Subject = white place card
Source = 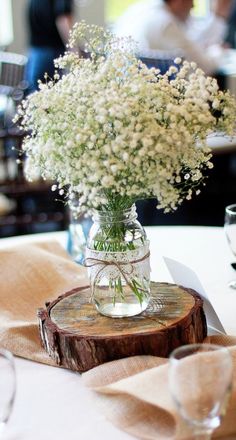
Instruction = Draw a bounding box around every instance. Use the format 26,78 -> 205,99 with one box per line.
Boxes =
163,257 -> 226,335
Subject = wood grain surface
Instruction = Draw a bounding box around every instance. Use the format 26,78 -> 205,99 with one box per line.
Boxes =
38,282 -> 207,372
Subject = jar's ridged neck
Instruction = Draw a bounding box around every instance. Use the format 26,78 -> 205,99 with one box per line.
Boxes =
92,205 -> 137,223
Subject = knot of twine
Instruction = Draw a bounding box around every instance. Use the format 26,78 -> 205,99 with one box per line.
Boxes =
84,251 -> 150,295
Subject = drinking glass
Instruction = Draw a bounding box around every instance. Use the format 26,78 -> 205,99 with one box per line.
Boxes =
224,204 -> 236,289
169,344 -> 233,440
0,349 -> 16,436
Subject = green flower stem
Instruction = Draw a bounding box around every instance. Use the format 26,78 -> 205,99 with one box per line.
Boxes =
92,218 -> 147,305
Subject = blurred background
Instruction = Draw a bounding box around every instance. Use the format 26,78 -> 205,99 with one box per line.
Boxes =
0,0 -> 210,57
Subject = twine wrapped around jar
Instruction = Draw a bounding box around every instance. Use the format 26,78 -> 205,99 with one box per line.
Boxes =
85,245 -> 150,296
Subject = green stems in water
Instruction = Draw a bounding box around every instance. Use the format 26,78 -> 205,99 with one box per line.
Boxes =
87,205 -> 150,314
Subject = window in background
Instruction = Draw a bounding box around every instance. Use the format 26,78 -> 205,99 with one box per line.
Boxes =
105,0 -> 210,24
0,0 -> 13,49
193,0 -> 210,17
106,0 -> 139,24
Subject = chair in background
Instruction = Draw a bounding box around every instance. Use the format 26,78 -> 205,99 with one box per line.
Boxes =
139,55 -> 178,75
0,51 -> 28,97
137,48 -> 183,75
0,51 -> 28,133
0,52 -> 68,237
0,129 -> 67,237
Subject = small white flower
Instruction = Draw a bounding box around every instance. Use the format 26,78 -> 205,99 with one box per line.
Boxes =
110,164 -> 118,173
122,152 -> 129,161
101,175 -> 114,187
16,21 -> 236,215
174,57 -> 182,65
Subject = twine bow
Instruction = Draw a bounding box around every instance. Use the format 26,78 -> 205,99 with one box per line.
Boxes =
84,251 -> 150,296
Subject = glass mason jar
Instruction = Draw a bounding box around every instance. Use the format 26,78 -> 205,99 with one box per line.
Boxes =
85,205 -> 151,318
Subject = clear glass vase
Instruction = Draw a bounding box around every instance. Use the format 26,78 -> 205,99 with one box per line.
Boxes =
85,205 -> 151,318
67,200 -> 92,264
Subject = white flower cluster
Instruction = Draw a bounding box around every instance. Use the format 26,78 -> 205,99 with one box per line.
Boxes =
16,22 -> 236,213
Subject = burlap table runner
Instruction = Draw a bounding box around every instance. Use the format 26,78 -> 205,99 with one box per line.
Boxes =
1,240 -> 236,439
0,240 -> 88,365
82,337 -> 236,440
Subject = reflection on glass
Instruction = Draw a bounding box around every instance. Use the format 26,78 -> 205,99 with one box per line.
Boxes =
0,349 -> 16,436
224,203 -> 236,289
169,343 -> 233,440
67,200 -> 92,264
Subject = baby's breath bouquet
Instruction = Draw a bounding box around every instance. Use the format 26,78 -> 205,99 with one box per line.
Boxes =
17,22 -> 236,214
16,22 -> 236,317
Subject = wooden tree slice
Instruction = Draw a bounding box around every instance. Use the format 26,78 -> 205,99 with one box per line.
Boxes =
38,282 -> 207,372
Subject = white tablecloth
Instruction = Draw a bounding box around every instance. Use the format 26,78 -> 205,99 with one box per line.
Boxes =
0,226 -> 235,440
